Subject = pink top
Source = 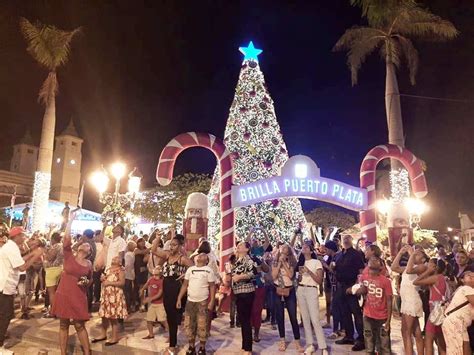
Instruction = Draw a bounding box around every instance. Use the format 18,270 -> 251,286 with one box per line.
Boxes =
430,274 -> 447,304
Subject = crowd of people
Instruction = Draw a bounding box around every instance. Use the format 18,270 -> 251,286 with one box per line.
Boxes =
0,213 -> 474,355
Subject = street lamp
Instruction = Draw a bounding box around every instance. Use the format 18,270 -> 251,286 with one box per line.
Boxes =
90,162 -> 142,224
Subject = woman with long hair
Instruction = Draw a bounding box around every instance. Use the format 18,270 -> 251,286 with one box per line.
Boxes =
51,211 -> 93,355
272,243 -> 304,353
392,245 -> 428,355
414,258 -> 448,355
230,241 -> 257,355
152,233 -> 192,355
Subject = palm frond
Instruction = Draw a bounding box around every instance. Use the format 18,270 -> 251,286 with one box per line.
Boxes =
333,26 -> 385,85
396,36 -> 418,85
394,5 -> 459,40
351,0 -> 416,27
20,17 -> 81,71
380,38 -> 401,69
38,71 -> 58,105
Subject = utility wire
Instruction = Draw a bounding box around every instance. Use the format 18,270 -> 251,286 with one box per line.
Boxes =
399,93 -> 474,104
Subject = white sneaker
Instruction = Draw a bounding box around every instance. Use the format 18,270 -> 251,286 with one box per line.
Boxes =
304,345 -> 315,354
0,346 -> 14,355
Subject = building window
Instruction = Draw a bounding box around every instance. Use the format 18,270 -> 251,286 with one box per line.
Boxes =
72,142 -> 77,146
27,149 -> 34,154
70,159 -> 76,165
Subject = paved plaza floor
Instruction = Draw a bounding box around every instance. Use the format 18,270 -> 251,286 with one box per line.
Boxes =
6,296 -> 406,354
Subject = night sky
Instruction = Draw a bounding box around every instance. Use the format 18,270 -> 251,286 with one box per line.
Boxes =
0,0 -> 473,230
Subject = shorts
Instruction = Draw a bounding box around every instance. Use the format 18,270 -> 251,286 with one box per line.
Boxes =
18,274 -> 26,297
45,267 -> 63,288
146,303 -> 166,322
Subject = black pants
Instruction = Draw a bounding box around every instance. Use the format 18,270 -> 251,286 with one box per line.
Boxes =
93,269 -> 103,303
124,279 -> 134,310
235,291 -> 255,352
274,287 -> 300,340
163,277 -> 184,348
0,293 -> 14,346
335,283 -> 364,342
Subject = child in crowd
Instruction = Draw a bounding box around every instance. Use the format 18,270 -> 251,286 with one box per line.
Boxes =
176,253 -> 216,355
141,266 -> 168,339
216,264 -> 232,315
355,256 -> 393,355
124,241 -> 136,312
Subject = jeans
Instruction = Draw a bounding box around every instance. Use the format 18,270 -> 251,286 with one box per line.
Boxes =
334,283 -> 364,342
275,287 -> 300,340
0,293 -> 14,346
264,284 -> 277,324
235,291 -> 254,351
363,316 -> 391,355
297,286 -> 327,349
251,287 -> 266,331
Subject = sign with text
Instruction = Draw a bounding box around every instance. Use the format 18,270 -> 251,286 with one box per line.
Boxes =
231,155 -> 368,211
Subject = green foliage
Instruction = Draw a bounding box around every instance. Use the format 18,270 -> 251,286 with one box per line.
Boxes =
334,1 -> 458,85
19,18 -> 80,105
305,206 -> 356,231
377,227 -> 437,249
133,173 -> 211,227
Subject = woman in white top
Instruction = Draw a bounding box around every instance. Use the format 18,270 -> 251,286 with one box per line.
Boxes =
392,245 -> 428,355
296,243 -> 328,355
442,270 -> 474,355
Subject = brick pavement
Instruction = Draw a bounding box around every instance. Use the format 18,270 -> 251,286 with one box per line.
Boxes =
6,296 -> 406,354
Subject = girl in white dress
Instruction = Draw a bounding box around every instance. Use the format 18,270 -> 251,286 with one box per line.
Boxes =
392,245 -> 428,355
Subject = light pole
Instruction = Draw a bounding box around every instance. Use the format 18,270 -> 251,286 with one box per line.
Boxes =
90,162 -> 142,225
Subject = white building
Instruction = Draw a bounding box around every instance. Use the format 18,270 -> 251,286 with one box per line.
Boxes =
0,119 -> 83,207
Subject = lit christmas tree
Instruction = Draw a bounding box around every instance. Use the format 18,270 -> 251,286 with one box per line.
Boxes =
208,41 -> 306,245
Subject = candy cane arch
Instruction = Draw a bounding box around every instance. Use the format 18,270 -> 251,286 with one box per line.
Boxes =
360,144 -> 428,242
156,132 -> 234,269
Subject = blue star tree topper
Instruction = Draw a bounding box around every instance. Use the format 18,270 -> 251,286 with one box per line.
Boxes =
239,41 -> 262,62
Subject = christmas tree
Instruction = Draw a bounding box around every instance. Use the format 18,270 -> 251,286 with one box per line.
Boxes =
208,41 -> 306,245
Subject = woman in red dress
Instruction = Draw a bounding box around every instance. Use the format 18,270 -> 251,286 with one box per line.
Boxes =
51,211 -> 93,355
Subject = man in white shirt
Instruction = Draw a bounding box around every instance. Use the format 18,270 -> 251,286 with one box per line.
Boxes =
103,224 -> 127,269
176,253 -> 216,355
0,227 -> 44,353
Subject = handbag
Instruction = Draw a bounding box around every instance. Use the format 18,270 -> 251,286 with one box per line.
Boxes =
276,272 -> 291,298
428,280 -> 449,326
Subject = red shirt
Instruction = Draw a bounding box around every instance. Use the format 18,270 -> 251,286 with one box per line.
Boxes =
148,277 -> 164,304
360,273 -> 392,320
361,265 -> 388,278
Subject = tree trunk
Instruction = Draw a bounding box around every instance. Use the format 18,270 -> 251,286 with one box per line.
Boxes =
385,62 -> 405,150
31,90 -> 55,232
385,62 -> 409,227
37,94 -> 56,173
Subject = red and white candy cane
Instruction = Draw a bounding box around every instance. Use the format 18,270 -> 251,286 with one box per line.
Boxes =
360,144 -> 428,242
156,132 -> 234,270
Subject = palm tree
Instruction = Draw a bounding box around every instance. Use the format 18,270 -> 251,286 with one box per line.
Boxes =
333,0 -> 458,151
20,18 -> 80,231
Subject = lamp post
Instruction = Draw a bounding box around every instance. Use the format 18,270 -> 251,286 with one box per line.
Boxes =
90,162 -> 142,225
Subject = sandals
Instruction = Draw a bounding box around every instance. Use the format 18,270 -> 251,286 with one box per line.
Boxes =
278,340 -> 286,352
91,337 -> 107,343
294,341 -> 305,353
105,340 -> 119,346
142,335 -> 155,340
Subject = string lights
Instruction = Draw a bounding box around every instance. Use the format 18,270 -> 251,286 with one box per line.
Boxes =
208,43 -> 305,245
31,171 -> 51,232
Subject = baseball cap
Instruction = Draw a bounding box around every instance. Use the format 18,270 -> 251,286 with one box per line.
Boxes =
325,240 -> 338,252
9,226 -> 26,238
83,229 -> 94,239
